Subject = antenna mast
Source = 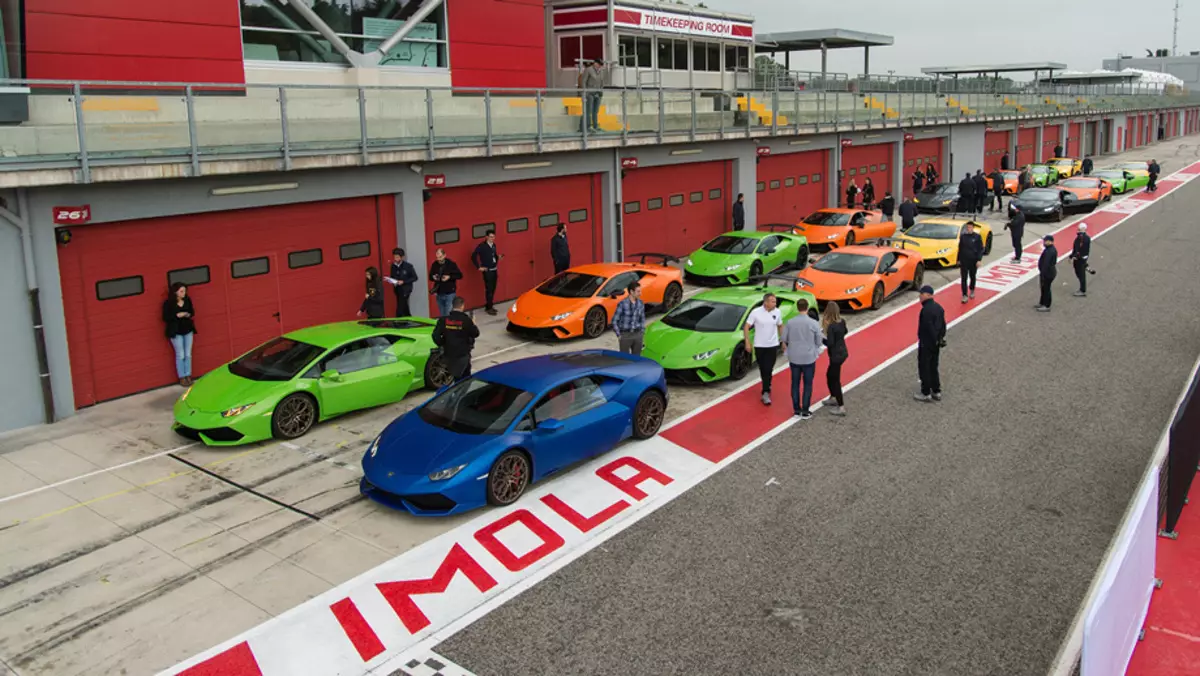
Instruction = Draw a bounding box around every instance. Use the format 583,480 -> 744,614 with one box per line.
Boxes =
1174,0 -> 1181,56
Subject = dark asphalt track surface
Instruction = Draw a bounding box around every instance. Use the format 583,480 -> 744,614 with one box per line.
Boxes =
437,179 -> 1200,675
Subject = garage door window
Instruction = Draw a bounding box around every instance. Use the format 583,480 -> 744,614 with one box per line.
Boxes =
668,194 -> 684,206
168,265 -> 210,287
340,241 -> 371,260
96,276 -> 144,301
506,218 -> 529,233
813,173 -> 822,183
870,165 -> 877,172
472,223 -> 495,239
784,177 -> 794,187
647,198 -> 663,210
769,180 -> 780,190
797,176 -> 808,185
756,182 -> 765,192
288,250 -> 322,269
232,257 -> 270,279
858,166 -> 866,174
880,163 -> 887,171
433,228 -> 459,245
709,188 -> 721,200
539,213 -> 559,228
569,209 -> 588,222
689,191 -> 703,203
847,169 -> 855,176
624,201 -> 641,214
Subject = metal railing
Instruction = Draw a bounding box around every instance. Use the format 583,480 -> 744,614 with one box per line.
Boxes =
0,77 -> 1194,185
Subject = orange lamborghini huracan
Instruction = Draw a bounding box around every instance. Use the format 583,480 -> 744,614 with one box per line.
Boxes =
792,208 -> 897,252
793,240 -> 926,311
506,254 -> 685,340
1056,176 -> 1112,210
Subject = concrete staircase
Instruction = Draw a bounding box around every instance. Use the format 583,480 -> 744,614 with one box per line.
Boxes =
862,95 -> 899,119
736,95 -> 788,126
563,97 -> 626,131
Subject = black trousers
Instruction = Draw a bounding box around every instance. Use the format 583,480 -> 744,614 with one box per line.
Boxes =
826,359 -> 845,406
447,354 -> 472,381
394,289 -> 412,318
975,194 -> 986,213
960,261 -> 977,296
482,270 -> 498,310
1010,229 -> 1023,260
991,193 -> 1003,211
755,346 -> 779,393
1148,174 -> 1158,191
553,259 -> 570,275
1039,274 -> 1054,308
1074,259 -> 1087,293
917,344 -> 941,396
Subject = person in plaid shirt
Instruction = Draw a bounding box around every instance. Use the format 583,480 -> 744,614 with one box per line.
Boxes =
611,282 -> 645,355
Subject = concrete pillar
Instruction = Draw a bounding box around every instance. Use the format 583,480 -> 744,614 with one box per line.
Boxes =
820,41 -> 827,81
949,123 -> 985,179
1035,124 -> 1044,162
732,142 -> 758,230
605,150 -> 621,260
396,190 -> 430,317
829,136 -> 841,207
893,136 -> 905,202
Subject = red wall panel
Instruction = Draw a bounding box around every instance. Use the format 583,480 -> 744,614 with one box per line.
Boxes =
448,0 -> 546,89
840,143 -> 892,206
1017,128 -> 1037,166
983,131 -> 1010,172
903,138 -> 943,196
1067,123 -> 1082,157
755,150 -> 828,225
1040,125 -> 1061,162
25,0 -> 244,84
622,161 -> 731,258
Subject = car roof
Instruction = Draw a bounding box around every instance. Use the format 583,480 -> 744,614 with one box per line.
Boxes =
917,217 -> 973,226
284,319 -> 435,349
476,350 -> 644,391
568,262 -> 673,277
692,285 -> 809,305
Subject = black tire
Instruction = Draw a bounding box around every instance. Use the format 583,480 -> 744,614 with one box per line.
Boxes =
582,306 -> 607,339
795,244 -> 810,270
423,351 -> 454,389
631,389 -> 666,439
271,393 -> 317,440
1054,208 -> 1064,222
869,282 -> 885,310
749,260 -> 763,279
911,263 -> 925,291
983,233 -> 993,255
662,282 -> 683,311
486,449 -> 531,506
844,231 -> 856,247
729,344 -> 752,380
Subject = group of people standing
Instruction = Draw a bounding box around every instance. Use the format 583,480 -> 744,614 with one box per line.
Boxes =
910,162 -> 940,195
743,296 -> 850,418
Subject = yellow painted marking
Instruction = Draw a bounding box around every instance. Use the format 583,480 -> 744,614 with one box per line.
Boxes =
507,99 -> 539,108
81,96 -> 160,112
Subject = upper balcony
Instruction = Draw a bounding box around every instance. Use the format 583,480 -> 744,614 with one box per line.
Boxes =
0,74 -> 1192,189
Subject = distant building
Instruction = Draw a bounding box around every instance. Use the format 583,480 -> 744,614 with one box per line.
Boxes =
1103,54 -> 1200,88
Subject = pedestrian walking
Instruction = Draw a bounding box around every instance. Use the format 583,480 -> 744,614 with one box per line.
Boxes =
957,172 -> 976,216
579,59 -> 605,133
386,248 -> 419,317
432,296 -> 479,380
925,162 -> 939,186
821,302 -> 849,416
1070,222 -> 1091,297
732,193 -> 746,231
844,180 -> 858,208
912,167 -> 925,196
1000,151 -> 1011,170
471,230 -> 503,315
429,248 -> 463,317
611,282 -> 646,355
743,293 -> 784,406
989,168 -> 1006,212
1147,159 -> 1161,192
358,266 -> 385,319
162,282 -> 196,387
898,197 -> 918,231
861,177 -> 876,210
958,221 -> 984,304
781,299 -> 822,420
1082,156 -> 1093,176
879,191 -> 896,221
1004,207 -> 1026,263
551,224 -> 571,274
972,170 -> 988,214
1036,235 -> 1057,312
914,285 -> 946,402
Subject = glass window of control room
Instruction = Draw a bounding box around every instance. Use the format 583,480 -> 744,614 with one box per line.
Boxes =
618,34 -> 653,68
239,0 -> 449,68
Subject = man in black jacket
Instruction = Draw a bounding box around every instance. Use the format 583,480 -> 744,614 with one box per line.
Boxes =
732,193 -> 745,230
1082,156 -> 1093,176
1053,143 -> 1063,158
972,170 -> 989,215
1000,151 -> 1011,171
1004,207 -> 1025,264
387,248 -> 419,317
898,197 -> 918,231
471,230 -> 503,315
1036,235 -> 1057,312
879,191 -> 896,221
1147,159 -> 1161,192
551,224 -> 571,274
989,168 -> 1006,212
914,285 -> 946,402
1018,167 -> 1031,193
957,173 -> 976,216
429,249 -> 463,318
1069,222 -> 1091,297
432,296 -> 480,380
958,222 -> 984,303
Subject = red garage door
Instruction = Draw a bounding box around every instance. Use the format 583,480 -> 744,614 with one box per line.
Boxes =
984,130 -> 1010,172
1017,127 -> 1037,166
756,150 -> 828,224
57,197 -> 394,407
622,160 -> 731,258
1137,115 -> 1146,146
841,142 -> 893,206
902,138 -> 943,197
424,174 -> 602,315
1041,125 -> 1061,161
1067,123 -> 1082,157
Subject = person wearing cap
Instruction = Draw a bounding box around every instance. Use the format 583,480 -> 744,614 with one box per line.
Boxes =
958,222 -> 984,304
914,285 -> 946,402
1036,234 -> 1058,312
1069,223 -> 1091,297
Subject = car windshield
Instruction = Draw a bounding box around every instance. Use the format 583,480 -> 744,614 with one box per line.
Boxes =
920,183 -> 955,195
1059,179 -> 1095,188
1121,163 -> 1147,170
229,337 -> 324,382
418,378 -> 534,435
702,235 -> 759,255
536,272 -> 604,298
1021,189 -> 1059,202
803,211 -> 851,226
1093,171 -> 1122,180
1030,166 -> 1049,174
661,299 -> 747,333
811,252 -> 877,274
904,222 -> 960,240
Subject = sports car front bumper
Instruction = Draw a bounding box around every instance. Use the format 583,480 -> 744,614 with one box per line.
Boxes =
173,399 -> 272,446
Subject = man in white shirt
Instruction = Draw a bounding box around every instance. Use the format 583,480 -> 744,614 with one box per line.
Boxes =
743,293 -> 784,405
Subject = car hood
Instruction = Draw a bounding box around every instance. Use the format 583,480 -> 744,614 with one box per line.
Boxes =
1061,187 -> 1098,199
793,223 -> 847,240
1013,200 -> 1057,210
644,321 -> 731,358
183,366 -> 286,414
915,193 -> 956,206
366,412 -> 478,478
685,247 -> 753,275
797,266 -> 873,293
509,289 -> 591,318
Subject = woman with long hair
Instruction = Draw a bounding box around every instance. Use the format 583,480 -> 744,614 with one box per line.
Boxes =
162,282 -> 196,387
821,302 -> 848,416
925,162 -> 939,186
861,176 -> 876,210
359,266 -> 385,319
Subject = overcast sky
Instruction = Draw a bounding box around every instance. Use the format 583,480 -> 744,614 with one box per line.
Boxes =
719,0 -> 1199,78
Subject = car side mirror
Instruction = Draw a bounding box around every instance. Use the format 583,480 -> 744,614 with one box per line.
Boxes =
885,266 -> 899,275
536,418 -> 563,432
321,369 -> 343,382
610,290 -> 625,299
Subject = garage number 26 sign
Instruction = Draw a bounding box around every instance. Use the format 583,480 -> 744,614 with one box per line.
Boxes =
53,206 -> 91,224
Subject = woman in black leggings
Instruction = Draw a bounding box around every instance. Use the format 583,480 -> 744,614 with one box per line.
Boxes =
821,303 -> 849,416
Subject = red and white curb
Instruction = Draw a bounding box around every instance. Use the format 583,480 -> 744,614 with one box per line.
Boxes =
164,161 -> 1200,676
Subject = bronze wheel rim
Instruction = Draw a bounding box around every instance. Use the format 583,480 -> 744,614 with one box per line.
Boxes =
584,309 -> 605,337
913,265 -> 924,289
277,397 -> 314,437
428,354 -> 453,387
664,285 -> 682,309
491,455 -> 528,504
635,394 -> 665,437
873,285 -> 884,307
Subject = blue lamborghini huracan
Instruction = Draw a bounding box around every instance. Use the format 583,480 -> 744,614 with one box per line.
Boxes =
360,350 -> 669,516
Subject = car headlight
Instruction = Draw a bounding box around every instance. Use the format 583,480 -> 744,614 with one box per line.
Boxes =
181,386 -> 192,401
510,302 -> 517,313
693,349 -> 719,361
936,248 -> 953,255
826,234 -> 840,240
686,258 -> 694,267
221,403 -> 255,418
942,199 -> 952,205
724,264 -> 742,271
428,464 -> 467,481
845,286 -> 865,295
551,312 -> 572,321
368,434 -> 381,458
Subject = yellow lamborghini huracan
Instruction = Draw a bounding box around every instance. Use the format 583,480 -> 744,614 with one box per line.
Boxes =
891,218 -> 993,268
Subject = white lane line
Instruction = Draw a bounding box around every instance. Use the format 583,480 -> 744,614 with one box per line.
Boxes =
0,442 -> 198,505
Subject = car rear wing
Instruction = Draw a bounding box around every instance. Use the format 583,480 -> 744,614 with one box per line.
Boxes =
625,252 -> 680,266
748,273 -> 804,289
875,237 -> 920,251
758,224 -> 800,232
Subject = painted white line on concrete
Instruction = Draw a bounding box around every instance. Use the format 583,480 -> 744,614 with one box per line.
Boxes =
0,442 -> 197,505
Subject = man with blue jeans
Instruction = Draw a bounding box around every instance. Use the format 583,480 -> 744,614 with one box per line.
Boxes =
781,299 -> 823,420
428,248 -> 463,317
580,60 -> 605,133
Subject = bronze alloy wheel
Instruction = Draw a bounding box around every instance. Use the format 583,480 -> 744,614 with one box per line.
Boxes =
425,352 -> 454,388
871,283 -> 885,310
662,282 -> 683,310
844,231 -> 856,247
273,394 -> 315,439
632,390 -> 666,439
583,306 -> 607,339
487,451 -> 530,505
912,263 -> 925,291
